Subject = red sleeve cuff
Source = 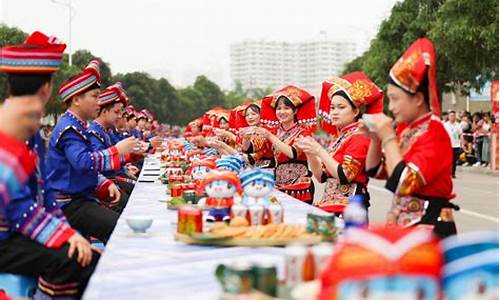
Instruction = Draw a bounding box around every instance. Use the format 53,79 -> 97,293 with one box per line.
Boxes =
46,225 -> 76,249
109,146 -> 121,170
96,178 -> 113,202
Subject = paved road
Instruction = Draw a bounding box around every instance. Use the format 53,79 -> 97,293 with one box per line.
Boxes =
314,170 -> 499,233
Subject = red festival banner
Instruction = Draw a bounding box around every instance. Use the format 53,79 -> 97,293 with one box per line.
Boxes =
491,80 -> 499,170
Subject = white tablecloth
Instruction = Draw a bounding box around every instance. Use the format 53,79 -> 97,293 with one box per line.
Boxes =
83,156 -> 324,300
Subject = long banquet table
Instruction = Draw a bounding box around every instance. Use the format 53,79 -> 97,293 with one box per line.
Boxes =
83,155 -> 325,300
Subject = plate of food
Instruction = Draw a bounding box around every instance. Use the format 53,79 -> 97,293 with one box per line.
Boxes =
175,217 -> 322,247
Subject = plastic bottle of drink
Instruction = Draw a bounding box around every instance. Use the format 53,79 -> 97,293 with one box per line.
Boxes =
343,194 -> 368,229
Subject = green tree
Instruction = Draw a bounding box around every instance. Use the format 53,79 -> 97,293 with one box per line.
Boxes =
176,87 -> 206,124
113,72 -> 156,113
247,86 -> 274,99
343,0 -> 499,98
343,55 -> 365,76
46,61 -> 80,117
72,50 -> 113,86
430,0 -> 499,93
224,80 -> 247,108
350,0 -> 444,90
193,75 -> 226,111
0,24 -> 28,100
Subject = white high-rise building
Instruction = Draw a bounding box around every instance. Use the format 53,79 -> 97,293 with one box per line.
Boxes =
230,32 -> 357,96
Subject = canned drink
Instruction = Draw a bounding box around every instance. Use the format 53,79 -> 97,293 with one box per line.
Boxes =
251,262 -> 277,297
177,206 -> 203,234
307,210 -> 336,241
231,204 -> 248,219
182,190 -> 197,204
267,204 -> 284,224
284,244 -> 308,287
316,212 -> 336,240
248,204 -> 265,226
311,243 -> 333,278
216,262 -> 253,294
306,212 -> 318,233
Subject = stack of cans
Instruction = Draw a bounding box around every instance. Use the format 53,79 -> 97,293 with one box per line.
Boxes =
216,261 -> 278,297
177,206 -> 203,234
231,203 -> 284,225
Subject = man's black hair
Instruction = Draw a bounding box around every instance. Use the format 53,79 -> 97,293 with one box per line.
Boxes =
7,73 -> 52,96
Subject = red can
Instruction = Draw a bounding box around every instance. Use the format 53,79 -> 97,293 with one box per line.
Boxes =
170,184 -> 183,198
177,206 -> 203,234
231,204 -> 248,220
249,204 -> 265,226
267,204 -> 284,224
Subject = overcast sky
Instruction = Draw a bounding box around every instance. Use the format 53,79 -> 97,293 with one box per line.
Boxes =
1,0 -> 399,89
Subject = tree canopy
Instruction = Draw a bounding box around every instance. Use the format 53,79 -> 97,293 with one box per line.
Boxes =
343,0 -> 498,97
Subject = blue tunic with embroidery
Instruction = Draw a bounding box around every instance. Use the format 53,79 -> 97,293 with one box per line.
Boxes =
46,111 -> 124,207
0,131 -> 75,248
112,129 -> 132,144
88,121 -> 122,178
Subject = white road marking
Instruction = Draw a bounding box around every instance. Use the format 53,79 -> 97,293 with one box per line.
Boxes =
368,184 -> 499,223
459,209 -> 499,223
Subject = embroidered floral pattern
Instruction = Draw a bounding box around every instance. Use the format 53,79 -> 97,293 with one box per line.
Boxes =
327,77 -> 374,105
275,163 -> 308,186
390,51 -> 421,93
342,155 -> 361,182
327,125 -> 358,154
271,86 -> 305,107
314,177 -> 356,209
439,207 -> 455,222
397,163 -> 425,196
386,196 -> 426,227
399,116 -> 430,154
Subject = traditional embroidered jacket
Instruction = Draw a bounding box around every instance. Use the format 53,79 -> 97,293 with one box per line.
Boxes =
313,122 -> 370,213
46,111 -> 124,207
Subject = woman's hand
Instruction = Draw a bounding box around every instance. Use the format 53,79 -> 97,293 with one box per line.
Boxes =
358,122 -> 380,142
369,113 -> 396,141
213,128 -> 228,138
253,127 -> 272,140
206,138 -> 226,150
295,136 -> 321,156
107,184 -> 121,207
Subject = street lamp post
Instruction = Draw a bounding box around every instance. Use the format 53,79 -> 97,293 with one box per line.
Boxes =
51,0 -> 73,66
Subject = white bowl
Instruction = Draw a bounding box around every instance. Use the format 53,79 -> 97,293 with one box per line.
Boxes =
126,216 -> 153,233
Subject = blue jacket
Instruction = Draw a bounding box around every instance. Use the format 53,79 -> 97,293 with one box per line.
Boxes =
46,111 -> 124,206
88,121 -> 122,177
109,129 -> 130,145
130,128 -> 141,140
0,131 -> 75,247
